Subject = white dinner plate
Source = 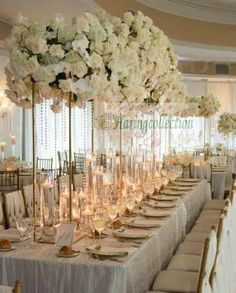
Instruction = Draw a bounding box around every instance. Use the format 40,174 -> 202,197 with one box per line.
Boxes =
150,195 -> 178,201
127,218 -> 162,228
56,252 -> 80,258
113,229 -> 152,239
174,182 -> 196,187
0,246 -> 16,252
141,210 -> 172,218
177,178 -> 201,183
86,244 -> 129,257
145,201 -> 176,209
168,186 -> 192,191
162,190 -> 184,196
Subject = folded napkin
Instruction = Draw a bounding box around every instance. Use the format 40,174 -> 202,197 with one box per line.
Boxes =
141,209 -> 172,218
146,201 -> 176,209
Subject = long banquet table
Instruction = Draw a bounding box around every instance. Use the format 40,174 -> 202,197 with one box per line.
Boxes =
0,180 -> 210,293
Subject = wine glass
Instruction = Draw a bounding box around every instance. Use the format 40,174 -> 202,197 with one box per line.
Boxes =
107,204 -> 117,228
16,218 -> 28,241
135,189 -> 143,207
125,193 -> 135,215
92,212 -> 107,240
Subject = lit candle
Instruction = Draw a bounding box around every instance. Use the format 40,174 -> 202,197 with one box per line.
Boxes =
0,142 -> 6,152
11,135 -> 16,145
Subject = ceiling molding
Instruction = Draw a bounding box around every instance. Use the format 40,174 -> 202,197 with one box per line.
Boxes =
173,39 -> 236,62
136,0 -> 236,25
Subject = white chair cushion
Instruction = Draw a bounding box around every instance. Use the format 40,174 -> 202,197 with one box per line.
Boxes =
184,231 -> 209,242
0,201 -> 4,228
195,215 -> 220,225
152,270 -> 198,292
167,255 -> 201,272
176,242 -> 205,256
199,210 -> 221,217
191,223 -> 217,233
203,200 -> 226,210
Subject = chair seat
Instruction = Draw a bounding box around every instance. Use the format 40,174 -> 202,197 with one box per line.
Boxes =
203,200 -> 226,210
184,231 -> 209,242
167,255 -> 201,272
191,223 -> 218,233
199,209 -> 221,217
152,270 -> 199,292
176,241 -> 205,256
195,215 -> 220,225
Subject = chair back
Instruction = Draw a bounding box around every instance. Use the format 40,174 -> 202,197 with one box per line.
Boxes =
4,191 -> 26,228
210,215 -> 231,293
74,153 -> 85,173
22,184 -> 40,218
197,228 -> 217,293
36,158 -> 53,171
58,175 -> 69,194
0,170 -> 19,193
73,173 -> 84,192
0,200 -> 5,229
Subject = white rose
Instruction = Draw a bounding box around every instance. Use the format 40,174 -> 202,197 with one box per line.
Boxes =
72,35 -> 89,52
124,12 -> 134,26
73,16 -> 90,33
87,53 -> 103,69
120,23 -> 130,38
53,62 -> 72,75
49,44 -> 65,58
59,78 -> 77,93
25,35 -> 48,54
72,61 -> 87,78
26,56 -> 40,74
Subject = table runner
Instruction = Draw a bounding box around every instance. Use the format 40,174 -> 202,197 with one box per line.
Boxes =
0,180 -> 210,293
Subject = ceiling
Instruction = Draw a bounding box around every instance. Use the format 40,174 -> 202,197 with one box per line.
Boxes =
136,0 -> 236,24
1,0 -> 236,62
0,0 -> 100,22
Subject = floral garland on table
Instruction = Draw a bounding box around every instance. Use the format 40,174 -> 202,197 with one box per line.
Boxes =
164,152 -> 193,167
5,11 -> 183,114
218,113 -> 236,134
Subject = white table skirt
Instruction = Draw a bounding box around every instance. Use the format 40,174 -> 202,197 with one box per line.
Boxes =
0,181 -> 210,293
0,285 -> 12,293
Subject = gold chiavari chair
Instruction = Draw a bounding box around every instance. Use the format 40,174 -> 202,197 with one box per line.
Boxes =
0,200 -> 5,229
0,280 -> 22,293
36,158 -> 53,171
57,151 -> 66,176
74,152 -> 85,173
0,170 -> 20,193
150,228 -> 217,293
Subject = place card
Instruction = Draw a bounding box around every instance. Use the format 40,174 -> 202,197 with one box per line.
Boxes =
56,222 -> 75,248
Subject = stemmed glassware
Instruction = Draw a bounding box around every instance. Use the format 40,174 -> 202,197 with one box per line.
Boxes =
107,204 -> 117,228
16,218 -> 28,241
92,208 -> 107,240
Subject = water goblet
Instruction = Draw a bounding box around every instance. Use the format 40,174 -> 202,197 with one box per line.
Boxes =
16,218 -> 28,241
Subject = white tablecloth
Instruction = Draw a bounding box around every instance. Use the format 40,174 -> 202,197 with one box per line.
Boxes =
0,181 -> 210,293
0,285 -> 12,293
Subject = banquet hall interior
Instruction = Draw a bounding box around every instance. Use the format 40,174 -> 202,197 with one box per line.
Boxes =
0,0 -> 236,292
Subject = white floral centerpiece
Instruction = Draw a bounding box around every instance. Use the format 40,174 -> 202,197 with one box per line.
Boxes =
180,95 -> 220,118
218,113 -> 236,134
4,13 -> 144,110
